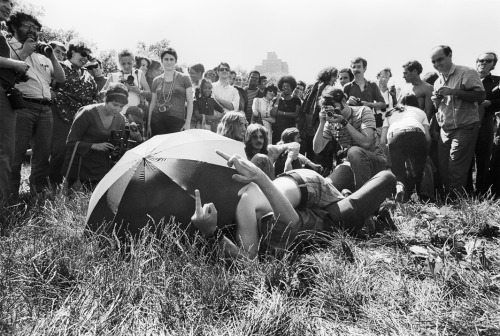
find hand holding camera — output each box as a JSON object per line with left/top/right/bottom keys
{"left": 347, "top": 96, "right": 362, "bottom": 106}
{"left": 91, "top": 142, "right": 115, "bottom": 151}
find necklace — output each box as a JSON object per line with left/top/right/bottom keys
{"left": 159, "top": 72, "right": 176, "bottom": 112}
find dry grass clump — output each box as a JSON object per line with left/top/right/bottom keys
{"left": 0, "top": 184, "right": 499, "bottom": 335}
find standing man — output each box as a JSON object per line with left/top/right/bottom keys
{"left": 211, "top": 62, "right": 239, "bottom": 112}
{"left": 244, "top": 70, "right": 263, "bottom": 122}
{"left": 188, "top": 63, "right": 204, "bottom": 97}
{"left": 344, "top": 57, "right": 386, "bottom": 113}
{"left": 472, "top": 52, "right": 500, "bottom": 194}
{"left": 430, "top": 45, "right": 485, "bottom": 197}
{"left": 293, "top": 80, "right": 306, "bottom": 101}
{"left": 85, "top": 58, "right": 107, "bottom": 92}
{"left": 400, "top": 60, "right": 434, "bottom": 119}
{"left": 0, "top": 0, "right": 30, "bottom": 201}
{"left": 258, "top": 75, "right": 267, "bottom": 93}
{"left": 339, "top": 68, "right": 354, "bottom": 87}
{"left": 6, "top": 12, "right": 65, "bottom": 196}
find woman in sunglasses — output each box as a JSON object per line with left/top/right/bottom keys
{"left": 49, "top": 40, "right": 99, "bottom": 185}
{"left": 147, "top": 48, "right": 193, "bottom": 137}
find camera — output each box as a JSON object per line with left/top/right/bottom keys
{"left": 108, "top": 129, "right": 138, "bottom": 164}
{"left": 14, "top": 71, "right": 30, "bottom": 83}
{"left": 121, "top": 75, "right": 135, "bottom": 86}
{"left": 35, "top": 42, "right": 52, "bottom": 57}
{"left": 326, "top": 108, "right": 342, "bottom": 118}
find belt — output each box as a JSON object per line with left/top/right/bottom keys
{"left": 278, "top": 171, "right": 308, "bottom": 209}
{"left": 23, "top": 97, "right": 52, "bottom": 106}
{"left": 389, "top": 127, "right": 423, "bottom": 135}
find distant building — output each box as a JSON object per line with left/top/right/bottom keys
{"left": 255, "top": 52, "right": 289, "bottom": 74}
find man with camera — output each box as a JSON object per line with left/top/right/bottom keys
{"left": 313, "top": 88, "right": 386, "bottom": 191}
{"left": 6, "top": 12, "right": 65, "bottom": 196}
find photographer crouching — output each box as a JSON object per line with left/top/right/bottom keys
{"left": 6, "top": 12, "right": 65, "bottom": 197}
{"left": 62, "top": 83, "right": 141, "bottom": 190}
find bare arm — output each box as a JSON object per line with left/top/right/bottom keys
{"left": 49, "top": 52, "right": 65, "bottom": 83}
{"left": 183, "top": 87, "right": 194, "bottom": 130}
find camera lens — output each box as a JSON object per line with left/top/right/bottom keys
{"left": 326, "top": 111, "right": 334, "bottom": 118}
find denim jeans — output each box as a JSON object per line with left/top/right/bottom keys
{"left": 0, "top": 87, "right": 16, "bottom": 200}
{"left": 11, "top": 101, "right": 53, "bottom": 195}
{"left": 387, "top": 129, "right": 428, "bottom": 196}
{"left": 438, "top": 122, "right": 479, "bottom": 195}
{"left": 346, "top": 146, "right": 386, "bottom": 190}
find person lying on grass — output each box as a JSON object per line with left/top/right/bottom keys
{"left": 191, "top": 150, "right": 396, "bottom": 259}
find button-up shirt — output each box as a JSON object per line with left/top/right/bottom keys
{"left": 212, "top": 81, "right": 240, "bottom": 112}
{"left": 433, "top": 64, "right": 485, "bottom": 131}
{"left": 344, "top": 79, "right": 385, "bottom": 108}
{"left": 481, "top": 74, "right": 500, "bottom": 117}
{"left": 9, "top": 37, "right": 53, "bottom": 100}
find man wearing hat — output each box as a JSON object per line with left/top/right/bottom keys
{"left": 313, "top": 88, "right": 386, "bottom": 191}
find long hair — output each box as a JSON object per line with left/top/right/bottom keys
{"left": 217, "top": 111, "right": 245, "bottom": 140}
{"left": 244, "top": 124, "right": 269, "bottom": 159}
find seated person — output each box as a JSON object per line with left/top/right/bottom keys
{"left": 274, "top": 127, "right": 322, "bottom": 175}
{"left": 191, "top": 151, "right": 396, "bottom": 259}
{"left": 124, "top": 106, "right": 145, "bottom": 142}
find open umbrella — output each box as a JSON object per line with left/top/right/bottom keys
{"left": 86, "top": 129, "right": 246, "bottom": 237}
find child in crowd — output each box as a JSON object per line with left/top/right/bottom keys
{"left": 193, "top": 78, "right": 224, "bottom": 132}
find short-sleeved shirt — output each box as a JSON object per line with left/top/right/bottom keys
{"left": 9, "top": 37, "right": 53, "bottom": 100}
{"left": 152, "top": 71, "right": 192, "bottom": 120}
{"left": 323, "top": 106, "right": 385, "bottom": 160}
{"left": 433, "top": 64, "right": 485, "bottom": 131}
{"left": 194, "top": 96, "right": 223, "bottom": 116}
{"left": 383, "top": 106, "right": 429, "bottom": 134}
{"left": 344, "top": 80, "right": 385, "bottom": 108}
{"left": 108, "top": 70, "right": 146, "bottom": 106}
{"left": 54, "top": 60, "right": 97, "bottom": 123}
{"left": 212, "top": 81, "right": 240, "bottom": 112}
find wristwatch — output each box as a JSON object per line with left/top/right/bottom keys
{"left": 340, "top": 118, "right": 348, "bottom": 128}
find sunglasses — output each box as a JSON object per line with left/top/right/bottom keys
{"left": 477, "top": 59, "right": 494, "bottom": 64}
{"left": 219, "top": 67, "right": 230, "bottom": 72}
{"left": 77, "top": 50, "right": 91, "bottom": 58}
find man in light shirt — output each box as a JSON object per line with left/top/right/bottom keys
{"left": 211, "top": 62, "right": 240, "bottom": 112}
{"left": 6, "top": 12, "right": 65, "bottom": 196}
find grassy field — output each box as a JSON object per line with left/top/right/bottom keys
{"left": 0, "top": 167, "right": 499, "bottom": 335}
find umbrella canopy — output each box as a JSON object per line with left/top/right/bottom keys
{"left": 86, "top": 129, "right": 246, "bottom": 237}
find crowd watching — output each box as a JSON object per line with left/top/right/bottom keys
{"left": 1, "top": 9, "right": 499, "bottom": 247}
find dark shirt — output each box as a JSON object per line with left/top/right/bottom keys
{"left": 482, "top": 74, "right": 500, "bottom": 117}
{"left": 244, "top": 86, "right": 264, "bottom": 122}
{"left": 54, "top": 61, "right": 98, "bottom": 123}
{"left": 94, "top": 75, "right": 108, "bottom": 93}
{"left": 273, "top": 96, "right": 301, "bottom": 143}
{"left": 344, "top": 79, "right": 385, "bottom": 107}
{"left": 194, "top": 96, "right": 223, "bottom": 116}
{"left": 0, "top": 33, "right": 15, "bottom": 87}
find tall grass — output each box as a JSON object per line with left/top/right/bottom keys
{"left": 0, "top": 185, "right": 499, "bottom": 335}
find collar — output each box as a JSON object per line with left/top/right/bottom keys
{"left": 8, "top": 36, "right": 22, "bottom": 50}
{"left": 216, "top": 80, "right": 230, "bottom": 88}
{"left": 440, "top": 64, "right": 456, "bottom": 78}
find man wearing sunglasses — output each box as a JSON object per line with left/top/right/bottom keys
{"left": 211, "top": 62, "right": 240, "bottom": 112}
{"left": 471, "top": 52, "right": 500, "bottom": 195}
{"left": 85, "top": 59, "right": 107, "bottom": 92}
{"left": 430, "top": 45, "right": 485, "bottom": 198}
{"left": 6, "top": 12, "right": 65, "bottom": 196}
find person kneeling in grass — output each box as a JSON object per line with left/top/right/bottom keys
{"left": 191, "top": 150, "right": 396, "bottom": 259}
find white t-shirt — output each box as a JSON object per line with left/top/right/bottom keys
{"left": 109, "top": 69, "right": 144, "bottom": 107}
{"left": 383, "top": 105, "right": 429, "bottom": 134}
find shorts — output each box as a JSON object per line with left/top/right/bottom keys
{"left": 278, "top": 169, "right": 344, "bottom": 209}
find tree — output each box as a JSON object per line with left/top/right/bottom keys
{"left": 96, "top": 49, "right": 118, "bottom": 76}
{"left": 136, "top": 39, "right": 170, "bottom": 59}
{"left": 12, "top": 0, "right": 44, "bottom": 17}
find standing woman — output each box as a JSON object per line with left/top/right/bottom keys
{"left": 273, "top": 75, "right": 301, "bottom": 143}
{"left": 147, "top": 48, "right": 193, "bottom": 136}
{"left": 0, "top": 0, "right": 29, "bottom": 199}
{"left": 100, "top": 49, "right": 150, "bottom": 113}
{"left": 49, "top": 40, "right": 98, "bottom": 185}
{"left": 252, "top": 83, "right": 278, "bottom": 143}
{"left": 62, "top": 83, "right": 132, "bottom": 189}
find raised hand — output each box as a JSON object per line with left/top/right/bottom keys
{"left": 191, "top": 189, "right": 218, "bottom": 236}
{"left": 216, "top": 150, "right": 267, "bottom": 184}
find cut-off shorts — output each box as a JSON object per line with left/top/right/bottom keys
{"left": 278, "top": 169, "right": 344, "bottom": 209}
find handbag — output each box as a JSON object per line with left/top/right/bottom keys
{"left": 62, "top": 141, "right": 83, "bottom": 193}
{"left": 5, "top": 85, "right": 26, "bottom": 109}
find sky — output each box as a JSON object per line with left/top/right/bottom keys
{"left": 28, "top": 0, "right": 500, "bottom": 85}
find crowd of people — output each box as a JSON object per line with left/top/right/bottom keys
{"left": 1, "top": 8, "right": 499, "bottom": 255}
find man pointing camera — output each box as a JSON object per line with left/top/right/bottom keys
{"left": 6, "top": 12, "right": 65, "bottom": 196}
